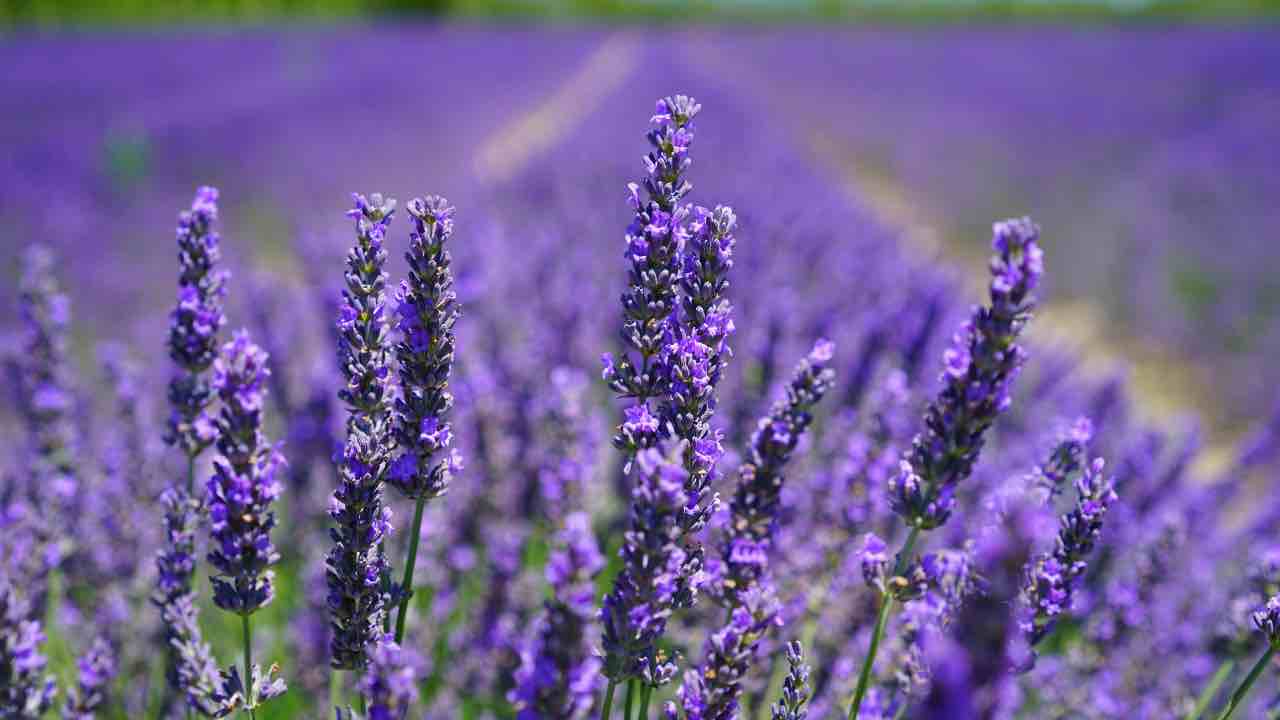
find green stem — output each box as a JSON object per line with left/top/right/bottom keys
{"left": 1214, "top": 644, "right": 1276, "bottom": 720}
{"left": 330, "top": 669, "right": 343, "bottom": 714}
{"left": 601, "top": 680, "right": 617, "bottom": 720}
{"left": 892, "top": 698, "right": 908, "bottom": 720}
{"left": 394, "top": 495, "right": 428, "bottom": 643}
{"left": 625, "top": 679, "right": 637, "bottom": 720}
{"left": 847, "top": 527, "right": 921, "bottom": 720}
{"left": 1187, "top": 659, "right": 1235, "bottom": 720}
{"left": 638, "top": 685, "right": 652, "bottom": 720}
{"left": 358, "top": 692, "right": 368, "bottom": 715}
{"left": 242, "top": 614, "right": 256, "bottom": 720}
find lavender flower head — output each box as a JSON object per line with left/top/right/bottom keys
{"left": 62, "top": 637, "right": 116, "bottom": 719}
{"left": 19, "top": 244, "right": 78, "bottom": 506}
{"left": 328, "top": 193, "right": 397, "bottom": 670}
{"left": 510, "top": 512, "right": 605, "bottom": 719}
{"left": 600, "top": 445, "right": 691, "bottom": 687}
{"left": 166, "top": 186, "right": 228, "bottom": 457}
{"left": 0, "top": 583, "right": 56, "bottom": 718}
{"left": 676, "top": 585, "right": 781, "bottom": 720}
{"left": 890, "top": 218, "right": 1043, "bottom": 530}
{"left": 388, "top": 195, "right": 461, "bottom": 500}
{"left": 603, "top": 95, "right": 701, "bottom": 456}
{"left": 714, "top": 339, "right": 836, "bottom": 602}
{"left": 361, "top": 635, "right": 422, "bottom": 720}
{"left": 1018, "top": 456, "right": 1118, "bottom": 649}
{"left": 207, "top": 331, "right": 284, "bottom": 615}
{"left": 1029, "top": 417, "right": 1093, "bottom": 504}
{"left": 771, "top": 641, "right": 812, "bottom": 720}
{"left": 1253, "top": 594, "right": 1280, "bottom": 648}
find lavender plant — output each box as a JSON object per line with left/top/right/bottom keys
{"left": 848, "top": 218, "right": 1042, "bottom": 719}
{"left": 0, "top": 583, "right": 56, "bottom": 718}
{"left": 62, "top": 636, "right": 116, "bottom": 719}
{"left": 770, "top": 642, "right": 812, "bottom": 720}
{"left": 386, "top": 194, "right": 462, "bottom": 645}
{"left": 207, "top": 331, "right": 288, "bottom": 716}
{"left": 327, "top": 193, "right": 397, "bottom": 675}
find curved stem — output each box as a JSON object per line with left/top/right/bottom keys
{"left": 1186, "top": 659, "right": 1235, "bottom": 720}
{"left": 242, "top": 614, "right": 256, "bottom": 720}
{"left": 394, "top": 495, "right": 428, "bottom": 643}
{"left": 1214, "top": 644, "right": 1276, "bottom": 720}
{"left": 601, "top": 680, "right": 617, "bottom": 720}
{"left": 847, "top": 527, "right": 921, "bottom": 720}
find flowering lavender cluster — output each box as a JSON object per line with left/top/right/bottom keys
{"left": 5, "top": 74, "right": 1280, "bottom": 720}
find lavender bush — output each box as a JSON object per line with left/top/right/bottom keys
{"left": 1, "top": 30, "right": 1279, "bottom": 720}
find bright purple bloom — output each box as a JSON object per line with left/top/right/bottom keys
{"left": 207, "top": 331, "right": 284, "bottom": 616}
{"left": 889, "top": 218, "right": 1042, "bottom": 530}
{"left": 601, "top": 445, "right": 690, "bottom": 686}
{"left": 166, "top": 186, "right": 228, "bottom": 457}
{"left": 328, "top": 193, "right": 397, "bottom": 670}
{"left": 388, "top": 195, "right": 460, "bottom": 500}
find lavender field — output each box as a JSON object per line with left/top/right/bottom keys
{"left": 3, "top": 26, "right": 1280, "bottom": 720}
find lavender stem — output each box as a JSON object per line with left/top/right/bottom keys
{"left": 638, "top": 685, "right": 651, "bottom": 720}
{"left": 1213, "top": 644, "right": 1275, "bottom": 720}
{"left": 393, "top": 494, "right": 428, "bottom": 643}
{"left": 243, "top": 614, "right": 256, "bottom": 720}
{"left": 624, "top": 678, "right": 636, "bottom": 720}
{"left": 601, "top": 680, "right": 617, "bottom": 720}
{"left": 1186, "top": 660, "right": 1235, "bottom": 720}
{"left": 330, "top": 669, "right": 342, "bottom": 714}
{"left": 848, "top": 526, "right": 921, "bottom": 720}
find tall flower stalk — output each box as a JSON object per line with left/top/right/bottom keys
{"left": 387, "top": 196, "right": 462, "bottom": 644}
{"left": 327, "top": 193, "right": 397, "bottom": 675}
{"left": 602, "top": 95, "right": 702, "bottom": 460}
{"left": 675, "top": 341, "right": 835, "bottom": 720}
{"left": 207, "top": 332, "right": 287, "bottom": 716}
{"left": 1211, "top": 596, "right": 1280, "bottom": 720}
{"left": 848, "top": 218, "right": 1043, "bottom": 720}
{"left": 166, "top": 186, "right": 228, "bottom": 479}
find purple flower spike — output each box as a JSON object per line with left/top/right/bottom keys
{"left": 360, "top": 635, "right": 421, "bottom": 720}
{"left": 890, "top": 218, "right": 1042, "bottom": 530}
{"left": 770, "top": 641, "right": 812, "bottom": 720}
{"left": 18, "top": 245, "right": 79, "bottom": 514}
{"left": 0, "top": 583, "right": 57, "bottom": 718}
{"left": 389, "top": 195, "right": 460, "bottom": 500}
{"left": 1252, "top": 595, "right": 1280, "bottom": 646}
{"left": 62, "top": 636, "right": 116, "bottom": 719}
{"left": 207, "top": 331, "right": 284, "bottom": 616}
{"left": 606, "top": 95, "right": 702, "bottom": 458}
{"left": 601, "top": 445, "right": 691, "bottom": 687}
{"left": 510, "top": 512, "right": 604, "bottom": 719}
{"left": 1018, "top": 457, "right": 1118, "bottom": 652}
{"left": 166, "top": 186, "right": 228, "bottom": 458}
{"left": 328, "top": 193, "right": 397, "bottom": 670}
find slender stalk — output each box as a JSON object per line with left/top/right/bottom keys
{"left": 848, "top": 527, "right": 921, "bottom": 720}
{"left": 1187, "top": 660, "right": 1235, "bottom": 720}
{"left": 1214, "top": 644, "right": 1276, "bottom": 720}
{"left": 638, "top": 685, "right": 652, "bottom": 720}
{"left": 330, "top": 669, "right": 343, "bottom": 714}
{"left": 625, "top": 679, "right": 637, "bottom": 720}
{"left": 393, "top": 495, "right": 428, "bottom": 643}
{"left": 242, "top": 614, "right": 256, "bottom": 720}
{"left": 892, "top": 698, "right": 908, "bottom": 720}
{"left": 185, "top": 454, "right": 196, "bottom": 720}
{"left": 358, "top": 692, "right": 368, "bottom": 715}
{"left": 601, "top": 680, "right": 617, "bottom": 720}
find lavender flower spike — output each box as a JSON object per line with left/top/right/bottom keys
{"left": 1018, "top": 456, "right": 1117, "bottom": 650}
{"left": 510, "top": 512, "right": 605, "bottom": 719}
{"left": 601, "top": 444, "right": 691, "bottom": 688}
{"left": 889, "top": 217, "right": 1043, "bottom": 530}
{"left": 154, "top": 487, "right": 239, "bottom": 717}
{"left": 0, "top": 583, "right": 56, "bottom": 718}
{"left": 208, "top": 331, "right": 284, "bottom": 616}
{"left": 388, "top": 195, "right": 461, "bottom": 501}
{"left": 603, "top": 95, "right": 701, "bottom": 457}
{"left": 362, "top": 635, "right": 422, "bottom": 720}
{"left": 387, "top": 195, "right": 461, "bottom": 644}
{"left": 771, "top": 641, "right": 812, "bottom": 720}
{"left": 19, "top": 244, "right": 79, "bottom": 509}
{"left": 166, "top": 186, "right": 228, "bottom": 461}
{"left": 677, "top": 342, "right": 834, "bottom": 718}
{"left": 62, "top": 637, "right": 116, "bottom": 719}
{"left": 1210, "top": 595, "right": 1280, "bottom": 720}
{"left": 207, "top": 331, "right": 287, "bottom": 714}
{"left": 327, "top": 193, "right": 396, "bottom": 670}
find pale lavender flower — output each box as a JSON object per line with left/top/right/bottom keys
{"left": 61, "top": 636, "right": 115, "bottom": 719}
